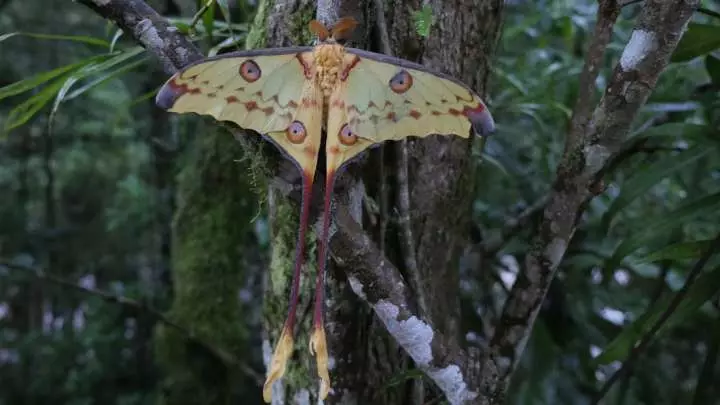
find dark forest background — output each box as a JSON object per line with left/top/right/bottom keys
{"left": 1, "top": 0, "right": 719, "bottom": 404}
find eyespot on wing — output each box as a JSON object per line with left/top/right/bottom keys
{"left": 286, "top": 120, "right": 308, "bottom": 144}
{"left": 389, "top": 70, "right": 413, "bottom": 94}
{"left": 239, "top": 60, "right": 262, "bottom": 82}
{"left": 338, "top": 123, "right": 358, "bottom": 145}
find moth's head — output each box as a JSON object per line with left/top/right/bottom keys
{"left": 309, "top": 17, "right": 358, "bottom": 45}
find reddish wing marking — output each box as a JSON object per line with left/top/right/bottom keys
{"left": 340, "top": 55, "right": 361, "bottom": 81}
{"left": 156, "top": 78, "right": 200, "bottom": 109}
{"left": 295, "top": 53, "right": 313, "bottom": 79}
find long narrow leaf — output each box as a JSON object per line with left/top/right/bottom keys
{"left": 49, "top": 47, "right": 145, "bottom": 108}
{"left": 64, "top": 58, "right": 148, "bottom": 101}
{"left": 608, "top": 191, "right": 720, "bottom": 269}
{"left": 0, "top": 32, "right": 110, "bottom": 47}
{"left": 639, "top": 240, "right": 714, "bottom": 263}
{"left": 4, "top": 77, "right": 68, "bottom": 132}
{"left": 628, "top": 122, "right": 711, "bottom": 141}
{"left": 602, "top": 145, "right": 713, "bottom": 229}
{"left": 0, "top": 55, "right": 108, "bottom": 100}
{"left": 595, "top": 264, "right": 720, "bottom": 365}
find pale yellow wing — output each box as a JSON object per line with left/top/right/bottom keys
{"left": 325, "top": 48, "right": 495, "bottom": 170}
{"left": 156, "top": 48, "right": 322, "bottom": 175}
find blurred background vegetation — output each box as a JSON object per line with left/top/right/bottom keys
{"left": 1, "top": 0, "right": 719, "bottom": 404}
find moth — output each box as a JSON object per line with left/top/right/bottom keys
{"left": 156, "top": 17, "right": 494, "bottom": 402}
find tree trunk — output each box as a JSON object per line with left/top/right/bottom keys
{"left": 258, "top": 1, "right": 502, "bottom": 404}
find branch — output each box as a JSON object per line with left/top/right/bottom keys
{"left": 490, "top": 0, "right": 700, "bottom": 394}
{"left": 565, "top": 0, "right": 620, "bottom": 153}
{"left": 75, "top": 0, "right": 204, "bottom": 74}
{"left": 481, "top": 195, "right": 549, "bottom": 255}
{"left": 330, "top": 206, "right": 498, "bottom": 405}
{"left": 316, "top": 0, "right": 341, "bottom": 27}
{"left": 0, "top": 259, "right": 264, "bottom": 385}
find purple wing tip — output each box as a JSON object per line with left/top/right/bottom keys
{"left": 464, "top": 103, "right": 496, "bottom": 137}
{"left": 155, "top": 77, "right": 184, "bottom": 110}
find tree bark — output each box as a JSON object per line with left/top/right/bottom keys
{"left": 259, "top": 1, "right": 503, "bottom": 404}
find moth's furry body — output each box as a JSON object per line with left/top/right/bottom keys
{"left": 155, "top": 17, "right": 495, "bottom": 404}
{"left": 313, "top": 42, "right": 346, "bottom": 99}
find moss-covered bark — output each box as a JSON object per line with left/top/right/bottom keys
{"left": 155, "top": 124, "right": 258, "bottom": 405}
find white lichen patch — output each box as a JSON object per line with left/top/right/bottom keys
{"left": 262, "top": 339, "right": 273, "bottom": 369}
{"left": 347, "top": 276, "right": 366, "bottom": 300}
{"left": 374, "top": 300, "right": 434, "bottom": 365}
{"left": 92, "top": 0, "right": 111, "bottom": 5}
{"left": 136, "top": 19, "right": 163, "bottom": 51}
{"left": 292, "top": 388, "right": 310, "bottom": 405}
{"left": 426, "top": 365, "right": 478, "bottom": 405}
{"left": 620, "top": 30, "right": 656, "bottom": 71}
{"left": 545, "top": 238, "right": 567, "bottom": 269}
{"left": 584, "top": 143, "right": 611, "bottom": 175}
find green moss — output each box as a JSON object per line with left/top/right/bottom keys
{"left": 288, "top": 3, "right": 317, "bottom": 46}
{"left": 245, "top": 0, "right": 270, "bottom": 49}
{"left": 155, "top": 126, "right": 259, "bottom": 405}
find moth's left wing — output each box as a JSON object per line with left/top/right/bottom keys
{"left": 325, "top": 48, "right": 495, "bottom": 170}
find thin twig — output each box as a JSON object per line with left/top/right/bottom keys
{"left": 0, "top": 259, "right": 265, "bottom": 386}
{"left": 374, "top": 2, "right": 427, "bottom": 402}
{"left": 565, "top": 0, "right": 620, "bottom": 154}
{"left": 592, "top": 232, "right": 720, "bottom": 404}
{"left": 482, "top": 195, "right": 549, "bottom": 255}
{"left": 373, "top": 0, "right": 427, "bottom": 316}
{"left": 691, "top": 321, "right": 720, "bottom": 405}
{"left": 373, "top": 0, "right": 392, "bottom": 256}
{"left": 698, "top": 7, "right": 720, "bottom": 19}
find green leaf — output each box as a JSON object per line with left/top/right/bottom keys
{"left": 209, "top": 34, "right": 247, "bottom": 56}
{"left": 671, "top": 23, "right": 720, "bottom": 63}
{"left": 705, "top": 54, "right": 720, "bottom": 85}
{"left": 639, "top": 240, "right": 714, "bottom": 263}
{"left": 607, "top": 191, "right": 720, "bottom": 269}
{"left": 412, "top": 4, "right": 433, "bottom": 38}
{"left": 602, "top": 145, "right": 713, "bottom": 229}
{"left": 595, "top": 264, "right": 720, "bottom": 366}
{"left": 0, "top": 56, "right": 107, "bottom": 101}
{"left": 4, "top": 77, "right": 68, "bottom": 132}
{"left": 382, "top": 368, "right": 424, "bottom": 390}
{"left": 202, "top": 0, "right": 216, "bottom": 39}
{"left": 0, "top": 32, "right": 110, "bottom": 47}
{"left": 64, "top": 58, "right": 147, "bottom": 102}
{"left": 54, "top": 46, "right": 145, "bottom": 103}
{"left": 629, "top": 122, "right": 712, "bottom": 141}
{"left": 492, "top": 67, "right": 529, "bottom": 96}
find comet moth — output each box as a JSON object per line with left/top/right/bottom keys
{"left": 156, "top": 17, "right": 495, "bottom": 403}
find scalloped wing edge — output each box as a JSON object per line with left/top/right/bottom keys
{"left": 344, "top": 48, "right": 496, "bottom": 137}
